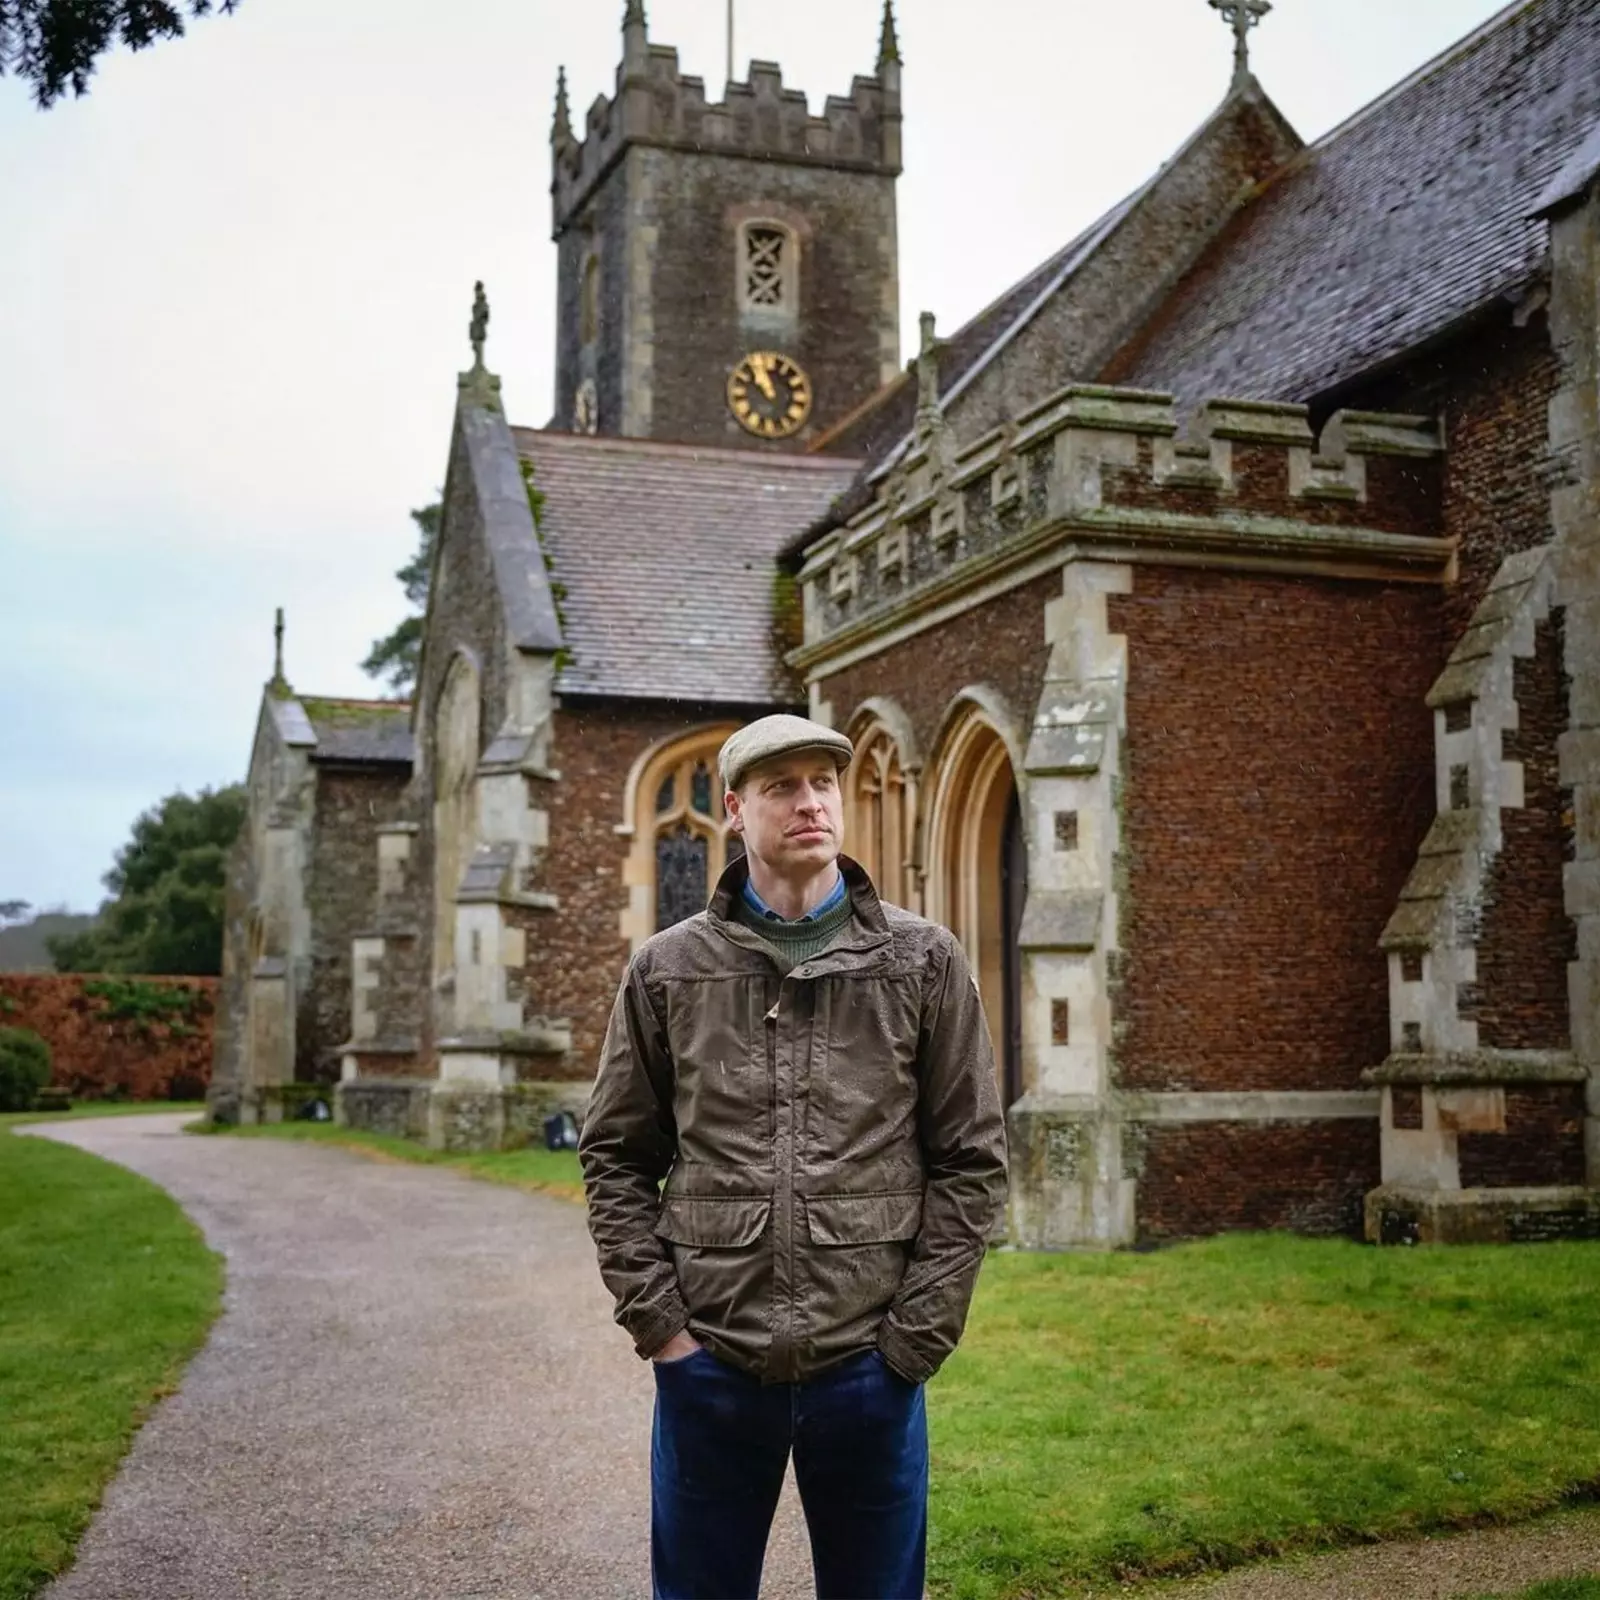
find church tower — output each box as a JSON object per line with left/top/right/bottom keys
{"left": 550, "top": 2, "right": 903, "bottom": 450}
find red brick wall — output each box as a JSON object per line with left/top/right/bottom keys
{"left": 528, "top": 702, "right": 766, "bottom": 1078}
{"left": 1345, "top": 319, "right": 1560, "bottom": 655}
{"left": 1458, "top": 1086, "right": 1586, "bottom": 1189}
{"left": 819, "top": 570, "right": 1058, "bottom": 761}
{"left": 1108, "top": 568, "right": 1439, "bottom": 1094}
{"left": 0, "top": 975, "right": 216, "bottom": 1100}
{"left": 1465, "top": 615, "right": 1576, "bottom": 1049}
{"left": 1132, "top": 1120, "right": 1378, "bottom": 1241}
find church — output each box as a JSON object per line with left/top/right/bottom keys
{"left": 211, "top": 0, "right": 1600, "bottom": 1248}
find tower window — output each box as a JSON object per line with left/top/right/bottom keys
{"left": 740, "top": 222, "right": 797, "bottom": 314}
{"left": 580, "top": 254, "right": 600, "bottom": 346}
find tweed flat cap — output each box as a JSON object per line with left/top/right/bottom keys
{"left": 719, "top": 714, "right": 855, "bottom": 792}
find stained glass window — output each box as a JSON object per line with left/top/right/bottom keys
{"left": 691, "top": 761, "right": 713, "bottom": 818}
{"left": 656, "top": 773, "right": 676, "bottom": 815}
{"left": 656, "top": 825, "right": 709, "bottom": 930}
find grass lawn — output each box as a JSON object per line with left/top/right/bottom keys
{"left": 930, "top": 1235, "right": 1600, "bottom": 1598}
{"left": 0, "top": 1125, "right": 221, "bottom": 1599}
{"left": 0, "top": 1101, "right": 206, "bottom": 1130}
{"left": 204, "top": 1119, "right": 585, "bottom": 1202}
{"left": 1484, "top": 1583, "right": 1600, "bottom": 1599}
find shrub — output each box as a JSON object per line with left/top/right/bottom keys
{"left": 0, "top": 1027, "right": 52, "bottom": 1112}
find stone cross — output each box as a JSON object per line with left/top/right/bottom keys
{"left": 469, "top": 281, "right": 489, "bottom": 370}
{"left": 1208, "top": 0, "right": 1272, "bottom": 85}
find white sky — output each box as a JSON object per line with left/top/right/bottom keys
{"left": 0, "top": 0, "right": 1510, "bottom": 913}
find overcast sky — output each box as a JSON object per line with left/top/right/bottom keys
{"left": 1, "top": 0, "right": 1510, "bottom": 914}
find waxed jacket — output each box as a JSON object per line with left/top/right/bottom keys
{"left": 578, "top": 855, "right": 1009, "bottom": 1386}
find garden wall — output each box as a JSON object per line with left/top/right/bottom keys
{"left": 0, "top": 975, "right": 216, "bottom": 1101}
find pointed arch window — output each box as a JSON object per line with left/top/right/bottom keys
{"left": 580, "top": 254, "right": 601, "bottom": 346}
{"left": 739, "top": 221, "right": 798, "bottom": 315}
{"left": 847, "top": 723, "right": 912, "bottom": 907}
{"left": 619, "top": 733, "right": 744, "bottom": 949}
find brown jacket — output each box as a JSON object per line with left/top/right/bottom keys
{"left": 578, "top": 856, "right": 1008, "bottom": 1385}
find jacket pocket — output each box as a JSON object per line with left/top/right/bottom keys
{"left": 803, "top": 1189, "right": 923, "bottom": 1247}
{"left": 654, "top": 1196, "right": 772, "bottom": 1248}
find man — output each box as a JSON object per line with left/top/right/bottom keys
{"left": 579, "top": 713, "right": 1008, "bottom": 1600}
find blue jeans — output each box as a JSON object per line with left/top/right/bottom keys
{"left": 651, "top": 1345, "right": 928, "bottom": 1600}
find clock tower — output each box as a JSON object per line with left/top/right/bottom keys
{"left": 550, "top": 2, "right": 903, "bottom": 451}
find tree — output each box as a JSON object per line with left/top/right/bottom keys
{"left": 49, "top": 784, "right": 246, "bottom": 976}
{"left": 1, "top": 0, "right": 239, "bottom": 108}
{"left": 361, "top": 499, "right": 439, "bottom": 697}
{"left": 0, "top": 900, "right": 29, "bottom": 924}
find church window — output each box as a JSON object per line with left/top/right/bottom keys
{"left": 621, "top": 729, "right": 744, "bottom": 945}
{"left": 580, "top": 254, "right": 601, "bottom": 346}
{"left": 739, "top": 221, "right": 797, "bottom": 314}
{"left": 847, "top": 722, "right": 911, "bottom": 905}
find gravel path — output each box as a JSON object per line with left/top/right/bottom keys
{"left": 23, "top": 1114, "right": 814, "bottom": 1600}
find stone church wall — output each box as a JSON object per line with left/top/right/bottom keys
{"left": 816, "top": 570, "right": 1060, "bottom": 761}
{"left": 303, "top": 766, "right": 413, "bottom": 1082}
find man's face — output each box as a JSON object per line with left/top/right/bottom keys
{"left": 726, "top": 752, "right": 844, "bottom": 876}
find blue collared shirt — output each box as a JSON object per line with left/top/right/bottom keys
{"left": 742, "top": 871, "right": 847, "bottom": 923}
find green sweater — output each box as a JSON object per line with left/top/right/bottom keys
{"left": 733, "top": 888, "right": 855, "bottom": 974}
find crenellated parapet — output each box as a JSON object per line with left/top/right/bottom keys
{"left": 792, "top": 383, "right": 1450, "bottom": 669}
{"left": 553, "top": 46, "right": 901, "bottom": 232}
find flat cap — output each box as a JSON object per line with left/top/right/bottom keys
{"left": 718, "top": 714, "right": 855, "bottom": 793}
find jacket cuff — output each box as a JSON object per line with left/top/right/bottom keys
{"left": 630, "top": 1301, "right": 691, "bottom": 1361}
{"left": 876, "top": 1321, "right": 937, "bottom": 1386}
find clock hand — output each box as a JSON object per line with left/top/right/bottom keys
{"left": 751, "top": 354, "right": 777, "bottom": 401}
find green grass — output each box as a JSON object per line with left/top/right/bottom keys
{"left": 1480, "top": 1582, "right": 1600, "bottom": 1600}
{"left": 0, "top": 1101, "right": 206, "bottom": 1130}
{"left": 0, "top": 1127, "right": 221, "bottom": 1598}
{"left": 205, "top": 1120, "right": 585, "bottom": 1202}
{"left": 929, "top": 1235, "right": 1600, "bottom": 1598}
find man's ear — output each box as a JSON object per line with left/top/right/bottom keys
{"left": 725, "top": 789, "right": 744, "bottom": 832}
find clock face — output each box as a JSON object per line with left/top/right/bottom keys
{"left": 573, "top": 377, "right": 598, "bottom": 436}
{"left": 727, "top": 351, "right": 813, "bottom": 439}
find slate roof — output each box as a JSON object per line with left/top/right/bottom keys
{"left": 1109, "top": 0, "right": 1600, "bottom": 405}
{"left": 514, "top": 431, "right": 861, "bottom": 703}
{"left": 298, "top": 698, "right": 414, "bottom": 765}
{"left": 809, "top": 192, "right": 1140, "bottom": 466}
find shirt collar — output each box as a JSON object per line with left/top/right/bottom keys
{"left": 741, "top": 870, "right": 847, "bottom": 923}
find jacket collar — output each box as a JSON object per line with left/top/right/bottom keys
{"left": 707, "top": 853, "right": 894, "bottom": 967}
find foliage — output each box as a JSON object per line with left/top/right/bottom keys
{"left": 48, "top": 785, "right": 246, "bottom": 977}
{"left": 82, "top": 977, "right": 206, "bottom": 1038}
{"left": 926, "top": 1235, "right": 1600, "bottom": 1597}
{"left": 0, "top": 1028, "right": 50, "bottom": 1113}
{"left": 361, "top": 500, "right": 440, "bottom": 696}
{"left": 0, "top": 1128, "right": 220, "bottom": 1596}
{"left": 0, "top": 0, "right": 239, "bottom": 109}
{"left": 0, "top": 902, "right": 28, "bottom": 925}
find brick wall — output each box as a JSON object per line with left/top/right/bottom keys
{"left": 1, "top": 975, "right": 216, "bottom": 1100}
{"left": 1346, "top": 318, "right": 1561, "bottom": 655}
{"left": 1132, "top": 1120, "right": 1378, "bottom": 1241}
{"left": 820, "top": 570, "right": 1059, "bottom": 762}
{"left": 1458, "top": 1086, "right": 1587, "bottom": 1188}
{"left": 1108, "top": 567, "right": 1439, "bottom": 1094}
{"left": 1464, "top": 614, "right": 1576, "bottom": 1049}
{"left": 528, "top": 700, "right": 776, "bottom": 1078}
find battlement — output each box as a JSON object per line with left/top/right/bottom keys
{"left": 794, "top": 384, "right": 1452, "bottom": 662}
{"left": 552, "top": 40, "right": 900, "bottom": 234}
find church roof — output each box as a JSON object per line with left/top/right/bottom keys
{"left": 514, "top": 432, "right": 861, "bottom": 704}
{"left": 297, "top": 698, "right": 414, "bottom": 765}
{"left": 1107, "top": 0, "right": 1600, "bottom": 404}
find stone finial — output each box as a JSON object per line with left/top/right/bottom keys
{"left": 915, "top": 310, "right": 939, "bottom": 432}
{"left": 459, "top": 280, "right": 502, "bottom": 410}
{"left": 623, "top": 0, "right": 646, "bottom": 33}
{"left": 552, "top": 66, "right": 572, "bottom": 145}
{"left": 1208, "top": 0, "right": 1271, "bottom": 87}
{"left": 877, "top": 0, "right": 901, "bottom": 69}
{"left": 268, "top": 607, "right": 292, "bottom": 698}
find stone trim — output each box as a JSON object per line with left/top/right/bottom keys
{"left": 1365, "top": 1049, "right": 1583, "bottom": 1086}
{"left": 1120, "top": 1091, "right": 1380, "bottom": 1121}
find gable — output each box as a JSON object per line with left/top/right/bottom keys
{"left": 1105, "top": 0, "right": 1600, "bottom": 407}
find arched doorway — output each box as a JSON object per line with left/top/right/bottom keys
{"left": 927, "top": 710, "right": 1027, "bottom": 1108}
